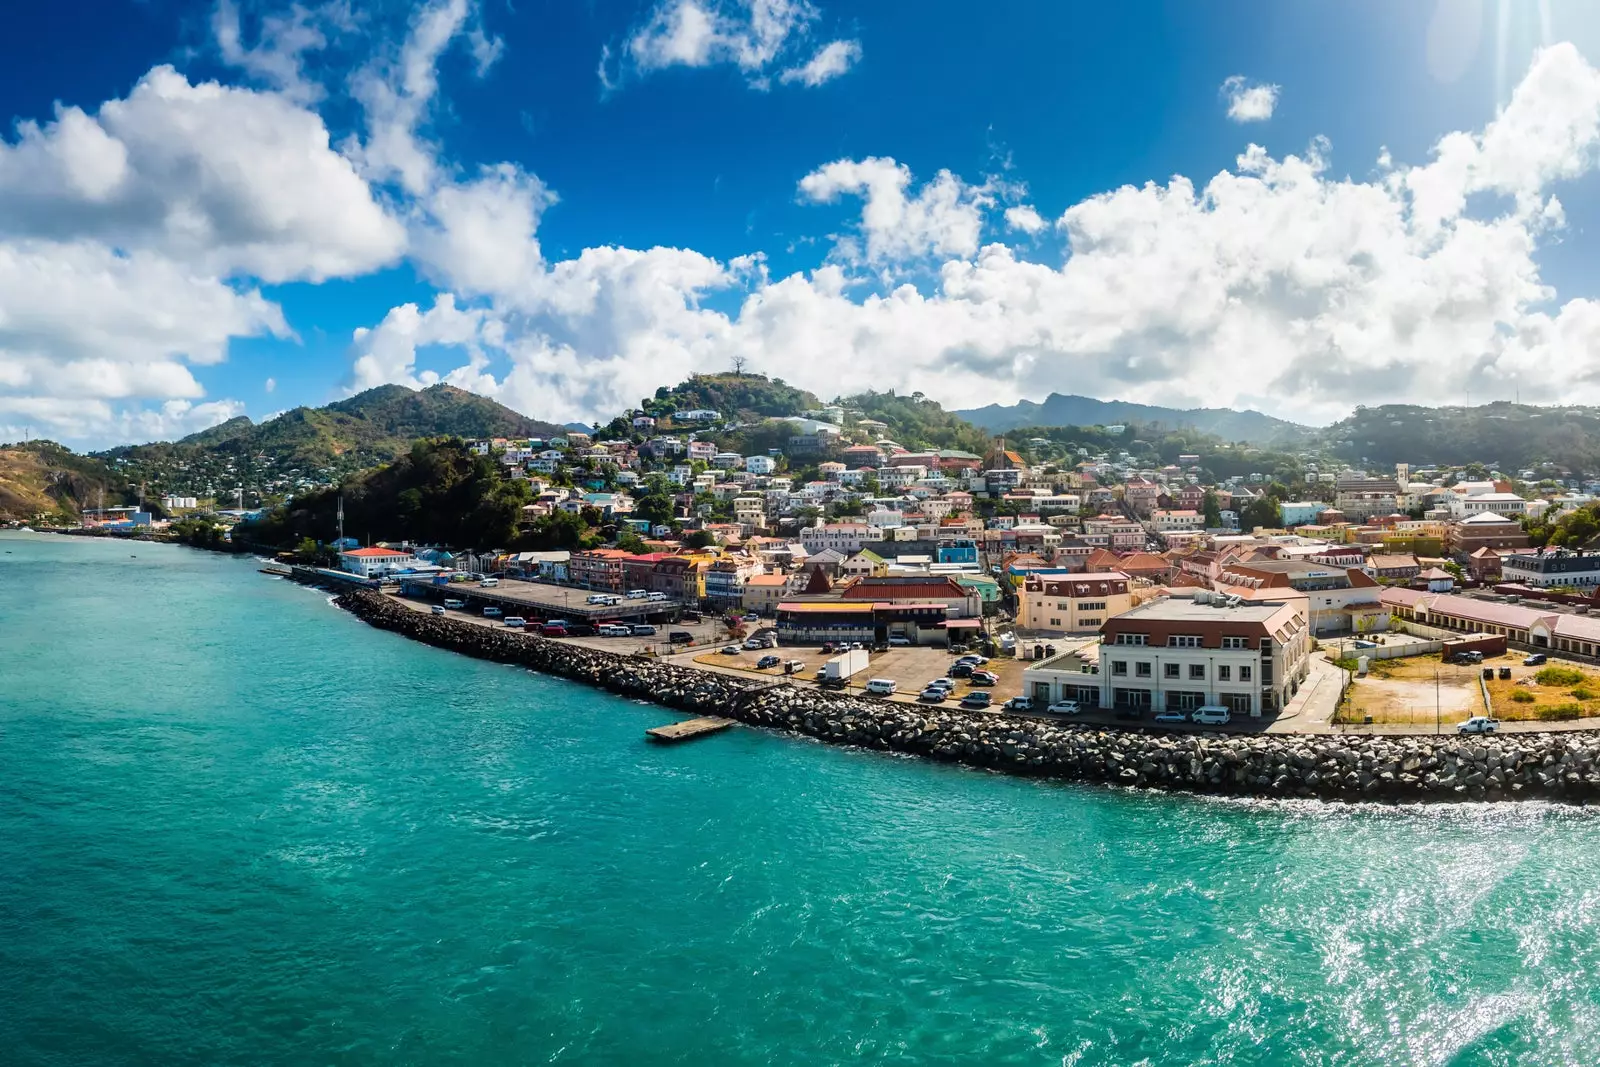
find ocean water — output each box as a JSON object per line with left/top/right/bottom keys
{"left": 4, "top": 533, "right": 1600, "bottom": 1065}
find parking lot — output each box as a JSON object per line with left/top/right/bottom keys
{"left": 674, "top": 642, "right": 1032, "bottom": 708}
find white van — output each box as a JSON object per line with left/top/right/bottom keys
{"left": 646, "top": 591, "right": 667, "bottom": 601}
{"left": 586, "top": 593, "right": 609, "bottom": 604}
{"left": 864, "top": 678, "right": 898, "bottom": 696}
{"left": 479, "top": 578, "right": 499, "bottom": 587}
{"left": 504, "top": 617, "right": 526, "bottom": 628}
{"left": 625, "top": 589, "right": 648, "bottom": 599}
{"left": 1192, "top": 705, "right": 1232, "bottom": 726}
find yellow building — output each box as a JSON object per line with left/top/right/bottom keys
{"left": 1018, "top": 571, "right": 1134, "bottom": 633}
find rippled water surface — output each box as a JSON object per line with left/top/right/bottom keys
{"left": 4, "top": 532, "right": 1600, "bottom": 1065}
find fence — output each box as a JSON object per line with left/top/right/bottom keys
{"left": 1326, "top": 637, "right": 1444, "bottom": 662}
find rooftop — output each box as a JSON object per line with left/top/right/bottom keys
{"left": 1115, "top": 595, "right": 1295, "bottom": 623}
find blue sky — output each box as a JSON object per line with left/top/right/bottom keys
{"left": 4, "top": 0, "right": 1600, "bottom": 446}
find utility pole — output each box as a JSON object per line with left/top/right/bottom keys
{"left": 337, "top": 493, "right": 345, "bottom": 546}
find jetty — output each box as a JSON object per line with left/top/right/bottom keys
{"left": 646, "top": 716, "right": 735, "bottom": 743}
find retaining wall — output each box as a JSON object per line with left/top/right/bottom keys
{"left": 336, "top": 589, "right": 1600, "bottom": 805}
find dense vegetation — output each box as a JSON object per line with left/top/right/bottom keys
{"left": 1011, "top": 422, "right": 1324, "bottom": 492}
{"left": 640, "top": 373, "right": 823, "bottom": 422}
{"left": 840, "top": 391, "right": 991, "bottom": 454}
{"left": 242, "top": 439, "right": 534, "bottom": 550}
{"left": 1522, "top": 503, "right": 1600, "bottom": 549}
{"left": 102, "top": 384, "right": 565, "bottom": 489}
{"left": 1327, "top": 403, "right": 1600, "bottom": 473}
{"left": 956, "top": 392, "right": 1311, "bottom": 445}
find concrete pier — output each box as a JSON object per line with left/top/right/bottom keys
{"left": 645, "top": 716, "right": 736, "bottom": 743}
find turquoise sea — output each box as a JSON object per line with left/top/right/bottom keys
{"left": 4, "top": 532, "right": 1600, "bottom": 1065}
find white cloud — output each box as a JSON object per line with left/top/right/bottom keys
{"left": 411, "top": 163, "right": 556, "bottom": 298}
{"left": 611, "top": 0, "right": 856, "bottom": 90}
{"left": 798, "top": 156, "right": 994, "bottom": 264}
{"left": 347, "top": 0, "right": 500, "bottom": 196}
{"left": 1003, "top": 204, "right": 1047, "bottom": 235}
{"left": 779, "top": 39, "right": 860, "bottom": 86}
{"left": 350, "top": 294, "right": 486, "bottom": 391}
{"left": 345, "top": 43, "right": 1600, "bottom": 430}
{"left": 264, "top": 376, "right": 276, "bottom": 393}
{"left": 1222, "top": 75, "right": 1280, "bottom": 122}
{"left": 212, "top": 0, "right": 355, "bottom": 102}
{"left": 0, "top": 65, "right": 406, "bottom": 283}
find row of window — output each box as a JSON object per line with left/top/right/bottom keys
{"left": 1053, "top": 601, "right": 1108, "bottom": 611}
{"left": 1112, "top": 633, "right": 1258, "bottom": 649}
{"left": 1109, "top": 660, "right": 1253, "bottom": 682}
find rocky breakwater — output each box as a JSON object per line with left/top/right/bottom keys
{"left": 338, "top": 591, "right": 1600, "bottom": 803}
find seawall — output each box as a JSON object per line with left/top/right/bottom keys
{"left": 337, "top": 590, "right": 1600, "bottom": 804}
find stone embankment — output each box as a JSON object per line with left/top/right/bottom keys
{"left": 338, "top": 590, "right": 1600, "bottom": 804}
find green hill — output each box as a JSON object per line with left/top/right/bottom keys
{"left": 1326, "top": 403, "right": 1600, "bottom": 472}
{"left": 98, "top": 384, "right": 567, "bottom": 498}
{"left": 841, "top": 391, "right": 991, "bottom": 454}
{"left": 640, "top": 373, "right": 823, "bottom": 423}
{"left": 956, "top": 393, "right": 1310, "bottom": 446}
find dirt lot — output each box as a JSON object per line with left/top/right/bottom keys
{"left": 1337, "top": 649, "right": 1600, "bottom": 726}
{"left": 685, "top": 643, "right": 1031, "bottom": 707}
{"left": 1337, "top": 654, "right": 1486, "bottom": 726}
{"left": 1484, "top": 654, "right": 1600, "bottom": 722}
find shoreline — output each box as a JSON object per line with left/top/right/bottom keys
{"left": 335, "top": 589, "right": 1600, "bottom": 805}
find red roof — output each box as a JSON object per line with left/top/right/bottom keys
{"left": 341, "top": 547, "right": 410, "bottom": 557}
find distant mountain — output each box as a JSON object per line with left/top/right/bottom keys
{"left": 956, "top": 393, "right": 1311, "bottom": 445}
{"left": 105, "top": 384, "right": 565, "bottom": 473}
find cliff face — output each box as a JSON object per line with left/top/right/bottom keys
{"left": 337, "top": 590, "right": 1600, "bottom": 804}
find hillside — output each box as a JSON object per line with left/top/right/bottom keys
{"left": 0, "top": 442, "right": 123, "bottom": 522}
{"left": 641, "top": 373, "right": 824, "bottom": 423}
{"left": 1327, "top": 403, "right": 1600, "bottom": 472}
{"left": 98, "top": 384, "right": 566, "bottom": 498}
{"left": 841, "top": 391, "right": 991, "bottom": 454}
{"left": 956, "top": 393, "right": 1310, "bottom": 445}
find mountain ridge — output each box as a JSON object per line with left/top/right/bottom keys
{"left": 956, "top": 393, "right": 1311, "bottom": 445}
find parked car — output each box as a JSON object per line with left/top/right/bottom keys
{"left": 959, "top": 692, "right": 993, "bottom": 709}
{"left": 539, "top": 623, "right": 568, "bottom": 637}
{"left": 1002, "top": 696, "right": 1034, "bottom": 712}
{"left": 504, "top": 616, "right": 527, "bottom": 628}
{"left": 1451, "top": 651, "right": 1485, "bottom": 665}
{"left": 743, "top": 638, "right": 766, "bottom": 650}
{"left": 443, "top": 598, "right": 465, "bottom": 609}
{"left": 599, "top": 624, "right": 631, "bottom": 637}
{"left": 956, "top": 655, "right": 989, "bottom": 666}
{"left": 478, "top": 578, "right": 499, "bottom": 587}
{"left": 926, "top": 678, "right": 956, "bottom": 692}
{"left": 630, "top": 624, "right": 656, "bottom": 636}
{"left": 968, "top": 670, "right": 999, "bottom": 686}
{"left": 1191, "top": 705, "right": 1232, "bottom": 726}
{"left": 1046, "top": 700, "right": 1082, "bottom": 715}
{"left": 429, "top": 605, "right": 446, "bottom": 615}
{"left": 647, "top": 591, "right": 667, "bottom": 601}
{"left": 918, "top": 687, "right": 949, "bottom": 702}
{"left": 948, "top": 663, "right": 974, "bottom": 679}
{"left": 1524, "top": 653, "right": 1548, "bottom": 666}
{"left": 947, "top": 644, "right": 968, "bottom": 654}
{"left": 864, "top": 678, "right": 898, "bottom": 696}
{"left": 625, "top": 589, "right": 648, "bottom": 599}
{"left": 756, "top": 654, "right": 781, "bottom": 669}
{"left": 483, "top": 606, "right": 502, "bottom": 617}
{"left": 720, "top": 645, "right": 741, "bottom": 655}
{"left": 1154, "top": 710, "right": 1189, "bottom": 724}
{"left": 567, "top": 623, "right": 597, "bottom": 637}
{"left": 887, "top": 635, "right": 912, "bottom": 647}
{"left": 742, "top": 612, "right": 761, "bottom": 622}
{"left": 820, "top": 642, "right": 836, "bottom": 653}
{"left": 668, "top": 630, "right": 694, "bottom": 643}
{"left": 1458, "top": 715, "right": 1501, "bottom": 734}
{"left": 783, "top": 659, "right": 805, "bottom": 674}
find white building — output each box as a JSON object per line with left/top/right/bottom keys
{"left": 799, "top": 523, "right": 886, "bottom": 553}
{"left": 745, "top": 455, "right": 776, "bottom": 475}
{"left": 338, "top": 547, "right": 417, "bottom": 578}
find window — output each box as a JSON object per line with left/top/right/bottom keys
{"left": 1164, "top": 662, "right": 1180, "bottom": 679}
{"left": 1221, "top": 636, "right": 1247, "bottom": 650}
{"left": 1189, "top": 664, "right": 1205, "bottom": 680}
{"left": 1080, "top": 618, "right": 1100, "bottom": 627}
{"left": 1168, "top": 635, "right": 1201, "bottom": 648}
{"left": 1218, "top": 665, "right": 1231, "bottom": 681}
{"left": 1114, "top": 633, "right": 1149, "bottom": 646}
{"left": 1240, "top": 665, "right": 1252, "bottom": 682}
{"left": 1079, "top": 601, "right": 1105, "bottom": 611}
{"left": 1135, "top": 662, "right": 1152, "bottom": 678}
{"left": 1111, "top": 661, "right": 1128, "bottom": 676}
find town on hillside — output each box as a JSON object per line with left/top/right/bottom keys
{"left": 24, "top": 376, "right": 1600, "bottom": 731}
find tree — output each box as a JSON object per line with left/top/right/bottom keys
{"left": 1239, "top": 495, "right": 1281, "bottom": 531}
{"left": 615, "top": 529, "right": 647, "bottom": 553}
{"left": 731, "top": 355, "right": 748, "bottom": 376}
{"left": 1202, "top": 489, "right": 1222, "bottom": 528}
{"left": 684, "top": 529, "right": 716, "bottom": 549}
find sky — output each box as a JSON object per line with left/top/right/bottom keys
{"left": 5, "top": 0, "right": 1600, "bottom": 447}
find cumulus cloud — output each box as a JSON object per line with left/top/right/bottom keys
{"left": 344, "top": 43, "right": 1600, "bottom": 431}
{"left": 779, "top": 38, "right": 860, "bottom": 86}
{"left": 608, "top": 0, "right": 856, "bottom": 90}
{"left": 212, "top": 0, "right": 356, "bottom": 102}
{"left": 1222, "top": 75, "right": 1279, "bottom": 122}
{"left": 1003, "top": 204, "right": 1047, "bottom": 235}
{"left": 798, "top": 156, "right": 995, "bottom": 264}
